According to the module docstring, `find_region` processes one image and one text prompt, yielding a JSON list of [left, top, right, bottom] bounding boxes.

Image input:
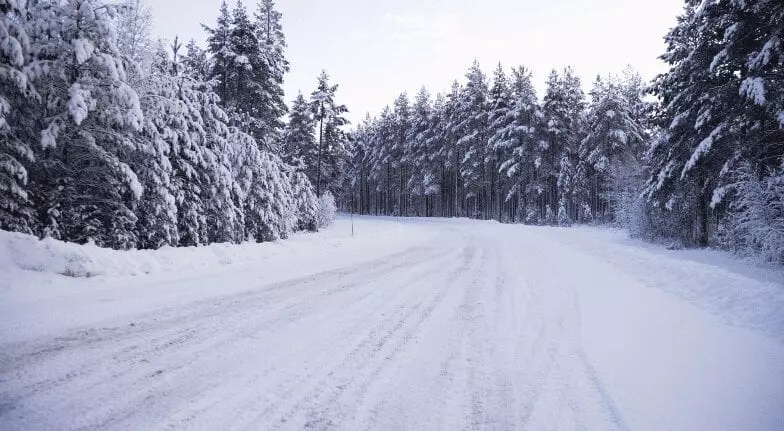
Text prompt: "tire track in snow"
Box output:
[[153, 238, 468, 430], [257, 242, 479, 430], [0, 240, 457, 430]]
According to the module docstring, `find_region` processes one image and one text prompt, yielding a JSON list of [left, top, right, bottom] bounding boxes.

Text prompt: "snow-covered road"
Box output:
[[1, 217, 783, 430]]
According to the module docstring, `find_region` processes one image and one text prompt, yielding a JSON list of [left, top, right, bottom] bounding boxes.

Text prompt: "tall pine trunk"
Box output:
[[316, 113, 324, 197]]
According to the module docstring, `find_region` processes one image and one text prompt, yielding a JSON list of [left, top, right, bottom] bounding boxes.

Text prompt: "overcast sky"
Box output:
[[151, 0, 685, 123]]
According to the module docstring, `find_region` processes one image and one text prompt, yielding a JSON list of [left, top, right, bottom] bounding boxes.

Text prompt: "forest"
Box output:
[[1, 0, 783, 263], [0, 0, 337, 251]]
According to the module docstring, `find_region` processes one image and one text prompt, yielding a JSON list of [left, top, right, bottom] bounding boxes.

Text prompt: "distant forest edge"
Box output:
[[2, 1, 784, 263]]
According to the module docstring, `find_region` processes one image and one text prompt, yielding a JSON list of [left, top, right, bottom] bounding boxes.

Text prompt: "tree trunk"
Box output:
[[697, 190, 710, 247], [316, 114, 324, 197]]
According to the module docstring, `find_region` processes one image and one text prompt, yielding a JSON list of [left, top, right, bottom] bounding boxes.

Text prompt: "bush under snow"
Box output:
[[317, 192, 336, 229]]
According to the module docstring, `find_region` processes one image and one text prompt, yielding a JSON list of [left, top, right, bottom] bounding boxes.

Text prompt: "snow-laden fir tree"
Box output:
[[228, 0, 256, 116], [253, 0, 289, 144], [125, 45, 180, 249], [646, 0, 784, 248], [310, 70, 349, 197], [25, 0, 145, 249], [498, 66, 543, 223], [392, 92, 411, 216], [454, 61, 490, 219], [541, 68, 585, 225], [486, 64, 514, 221], [0, 0, 324, 250], [371, 106, 396, 215], [405, 87, 439, 216], [203, 1, 234, 105], [182, 39, 210, 81], [0, 0, 36, 234], [580, 74, 646, 222], [282, 93, 315, 170]]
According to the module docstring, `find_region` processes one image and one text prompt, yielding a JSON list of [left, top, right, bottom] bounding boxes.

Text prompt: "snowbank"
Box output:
[[534, 225, 784, 342], [0, 215, 430, 283]]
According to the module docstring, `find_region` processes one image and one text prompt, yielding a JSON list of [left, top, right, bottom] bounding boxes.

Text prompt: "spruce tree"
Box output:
[[499, 66, 542, 223], [253, 0, 289, 144], [282, 93, 316, 172], [310, 70, 348, 196], [455, 61, 489, 218], [647, 0, 784, 246], [0, 0, 36, 234], [27, 0, 145, 249], [203, 1, 234, 105], [487, 64, 514, 220]]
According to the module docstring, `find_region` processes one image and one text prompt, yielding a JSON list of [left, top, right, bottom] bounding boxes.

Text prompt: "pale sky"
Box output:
[[151, 0, 685, 123]]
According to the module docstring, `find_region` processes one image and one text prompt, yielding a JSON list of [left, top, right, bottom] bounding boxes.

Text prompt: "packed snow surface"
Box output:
[[1, 216, 783, 430]]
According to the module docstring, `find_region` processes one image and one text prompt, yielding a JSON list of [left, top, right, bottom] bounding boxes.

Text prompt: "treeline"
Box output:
[[336, 64, 648, 226], [330, 0, 784, 262], [3, 0, 783, 262], [0, 0, 334, 250]]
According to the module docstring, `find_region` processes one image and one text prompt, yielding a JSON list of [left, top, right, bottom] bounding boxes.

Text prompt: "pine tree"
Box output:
[[442, 81, 465, 217], [0, 0, 321, 250], [182, 39, 210, 81], [0, 0, 36, 233], [487, 64, 514, 221], [229, 0, 257, 115], [26, 0, 145, 249], [499, 66, 542, 223], [253, 0, 289, 144], [129, 45, 179, 249], [282, 93, 316, 171], [647, 0, 784, 247], [370, 106, 396, 215], [288, 166, 318, 231], [541, 68, 585, 224], [310, 70, 348, 197], [454, 61, 489, 218], [427, 93, 450, 217], [580, 75, 646, 221], [392, 92, 411, 216], [406, 87, 438, 215], [203, 1, 234, 105], [539, 70, 564, 223]]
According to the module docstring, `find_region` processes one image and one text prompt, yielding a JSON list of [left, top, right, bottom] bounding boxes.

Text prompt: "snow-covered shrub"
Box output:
[[610, 158, 693, 247], [609, 161, 649, 234], [289, 169, 319, 232], [717, 163, 784, 264], [557, 200, 571, 226], [544, 205, 556, 225], [316, 192, 336, 229]]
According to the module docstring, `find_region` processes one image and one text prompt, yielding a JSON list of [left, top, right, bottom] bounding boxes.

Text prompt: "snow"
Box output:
[[40, 122, 59, 149], [1, 216, 782, 430], [0, 215, 426, 283], [67, 83, 90, 126], [740, 77, 766, 106], [682, 124, 724, 177], [72, 38, 95, 65], [710, 48, 729, 72], [711, 184, 728, 208], [316, 192, 337, 228], [670, 110, 689, 129], [748, 37, 778, 70], [0, 24, 25, 67]]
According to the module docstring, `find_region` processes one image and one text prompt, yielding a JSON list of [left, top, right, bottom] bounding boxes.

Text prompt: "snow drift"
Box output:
[[0, 215, 429, 282]]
